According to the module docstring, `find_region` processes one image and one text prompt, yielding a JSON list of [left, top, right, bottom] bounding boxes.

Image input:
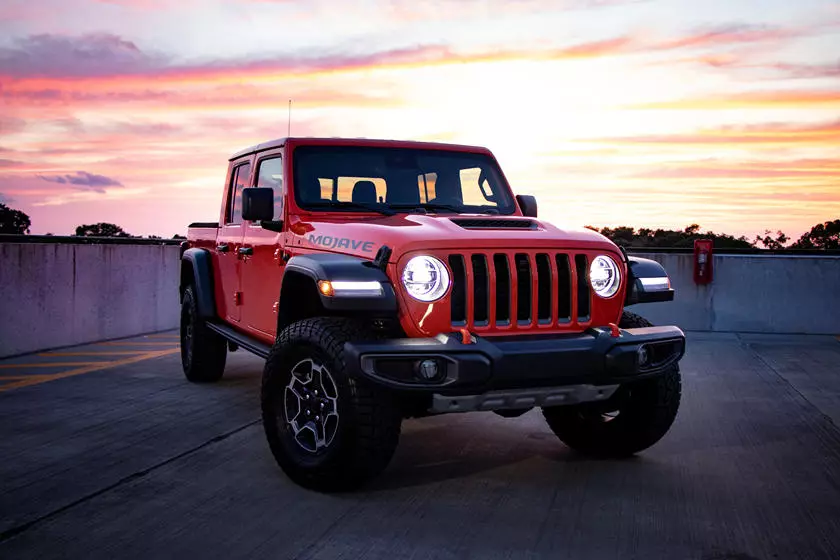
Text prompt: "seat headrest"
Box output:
[[298, 176, 325, 203], [352, 180, 378, 204]]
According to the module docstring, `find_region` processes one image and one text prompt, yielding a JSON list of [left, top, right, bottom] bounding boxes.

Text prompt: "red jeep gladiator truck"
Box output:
[[180, 137, 685, 492]]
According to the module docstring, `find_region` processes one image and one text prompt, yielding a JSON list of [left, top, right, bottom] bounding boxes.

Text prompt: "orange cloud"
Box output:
[[629, 158, 840, 180], [588, 120, 840, 147], [627, 89, 840, 110]]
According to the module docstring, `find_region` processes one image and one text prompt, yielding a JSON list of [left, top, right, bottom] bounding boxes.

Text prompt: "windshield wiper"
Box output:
[[389, 203, 500, 215], [305, 201, 396, 216]]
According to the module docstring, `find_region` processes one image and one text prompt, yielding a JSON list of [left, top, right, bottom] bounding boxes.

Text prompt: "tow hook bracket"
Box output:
[[459, 328, 475, 345], [607, 323, 621, 338]]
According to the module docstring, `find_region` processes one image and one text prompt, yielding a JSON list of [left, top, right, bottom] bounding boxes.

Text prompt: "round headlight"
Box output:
[[590, 255, 620, 298], [402, 256, 450, 302]]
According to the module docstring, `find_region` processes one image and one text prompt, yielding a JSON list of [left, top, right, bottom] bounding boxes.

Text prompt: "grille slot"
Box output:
[[514, 254, 531, 324], [449, 254, 467, 325], [471, 254, 489, 325], [448, 250, 589, 329], [536, 254, 551, 323], [493, 254, 510, 324], [555, 254, 571, 321], [575, 254, 590, 320]]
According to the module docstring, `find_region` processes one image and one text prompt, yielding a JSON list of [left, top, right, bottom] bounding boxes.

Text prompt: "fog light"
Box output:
[[637, 345, 650, 367], [415, 359, 440, 381]]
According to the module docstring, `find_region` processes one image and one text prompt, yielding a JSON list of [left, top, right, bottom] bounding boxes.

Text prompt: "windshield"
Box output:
[[292, 145, 516, 215]]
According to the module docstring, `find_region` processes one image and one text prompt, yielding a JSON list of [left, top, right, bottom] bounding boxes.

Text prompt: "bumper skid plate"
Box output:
[[344, 325, 686, 402], [431, 384, 619, 413]]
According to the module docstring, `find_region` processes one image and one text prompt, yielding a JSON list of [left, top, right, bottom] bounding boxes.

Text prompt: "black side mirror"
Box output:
[[242, 188, 274, 222], [516, 194, 538, 218]]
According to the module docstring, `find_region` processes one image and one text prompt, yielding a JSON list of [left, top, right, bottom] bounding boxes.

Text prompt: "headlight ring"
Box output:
[[401, 256, 450, 302], [589, 255, 621, 298]]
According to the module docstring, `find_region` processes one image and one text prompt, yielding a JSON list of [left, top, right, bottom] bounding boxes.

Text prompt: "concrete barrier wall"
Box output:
[[1, 242, 838, 358], [0, 243, 182, 358], [629, 253, 840, 335]]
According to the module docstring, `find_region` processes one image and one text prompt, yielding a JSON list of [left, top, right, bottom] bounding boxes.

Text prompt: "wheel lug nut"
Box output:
[[320, 402, 325, 409], [315, 416, 320, 421]]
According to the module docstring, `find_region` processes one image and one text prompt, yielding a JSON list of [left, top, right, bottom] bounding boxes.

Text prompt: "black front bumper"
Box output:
[[344, 325, 686, 395]]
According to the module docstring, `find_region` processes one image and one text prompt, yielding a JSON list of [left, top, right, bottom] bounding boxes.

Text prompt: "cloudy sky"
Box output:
[[1, 0, 838, 239]]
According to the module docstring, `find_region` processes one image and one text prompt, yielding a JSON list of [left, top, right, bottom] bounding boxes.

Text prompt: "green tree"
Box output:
[[74, 223, 132, 237], [754, 230, 789, 250], [0, 203, 31, 234], [790, 219, 840, 250], [587, 224, 754, 249]]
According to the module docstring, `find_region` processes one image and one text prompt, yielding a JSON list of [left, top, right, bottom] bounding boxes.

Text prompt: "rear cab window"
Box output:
[[226, 161, 252, 225]]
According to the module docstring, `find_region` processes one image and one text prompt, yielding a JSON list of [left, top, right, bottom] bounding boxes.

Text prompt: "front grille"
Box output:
[[448, 251, 592, 330]]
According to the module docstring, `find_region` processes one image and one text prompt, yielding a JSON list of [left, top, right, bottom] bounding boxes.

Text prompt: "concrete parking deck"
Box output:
[[1, 331, 839, 559]]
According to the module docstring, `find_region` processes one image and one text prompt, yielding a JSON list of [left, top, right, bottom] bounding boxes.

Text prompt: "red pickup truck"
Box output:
[[180, 136, 685, 492]]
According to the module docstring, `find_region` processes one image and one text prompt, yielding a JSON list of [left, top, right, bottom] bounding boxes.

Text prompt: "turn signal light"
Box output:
[[318, 280, 334, 297]]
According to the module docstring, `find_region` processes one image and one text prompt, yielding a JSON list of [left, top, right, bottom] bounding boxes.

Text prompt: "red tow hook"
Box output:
[[459, 328, 474, 344], [607, 323, 621, 338]]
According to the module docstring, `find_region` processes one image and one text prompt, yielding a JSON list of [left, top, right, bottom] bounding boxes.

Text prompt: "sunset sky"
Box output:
[[1, 0, 838, 240]]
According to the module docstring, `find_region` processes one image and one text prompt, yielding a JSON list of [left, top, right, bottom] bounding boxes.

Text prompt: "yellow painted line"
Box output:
[[0, 362, 112, 369], [38, 351, 147, 357], [97, 342, 180, 347], [0, 375, 54, 382], [0, 348, 180, 393]]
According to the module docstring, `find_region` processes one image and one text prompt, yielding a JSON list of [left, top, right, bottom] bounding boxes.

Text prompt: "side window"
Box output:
[[460, 167, 497, 207], [227, 162, 252, 225], [256, 156, 283, 214]]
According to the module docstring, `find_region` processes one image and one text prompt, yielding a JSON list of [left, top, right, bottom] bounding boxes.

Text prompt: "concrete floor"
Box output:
[[1, 331, 839, 559]]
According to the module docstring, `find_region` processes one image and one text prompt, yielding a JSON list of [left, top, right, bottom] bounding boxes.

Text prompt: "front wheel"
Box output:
[[261, 317, 402, 492], [541, 311, 682, 457]]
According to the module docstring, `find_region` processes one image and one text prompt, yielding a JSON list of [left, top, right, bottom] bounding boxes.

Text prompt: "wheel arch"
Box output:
[[180, 248, 216, 319], [624, 256, 675, 306], [277, 254, 398, 332]]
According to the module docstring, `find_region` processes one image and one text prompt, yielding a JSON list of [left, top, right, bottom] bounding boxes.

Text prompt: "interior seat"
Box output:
[[352, 180, 378, 204]]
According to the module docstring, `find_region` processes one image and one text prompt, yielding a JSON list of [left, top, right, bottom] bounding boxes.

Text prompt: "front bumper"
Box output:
[[344, 325, 686, 403]]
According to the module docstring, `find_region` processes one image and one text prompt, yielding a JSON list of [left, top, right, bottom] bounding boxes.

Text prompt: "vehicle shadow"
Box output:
[[366, 410, 650, 492]]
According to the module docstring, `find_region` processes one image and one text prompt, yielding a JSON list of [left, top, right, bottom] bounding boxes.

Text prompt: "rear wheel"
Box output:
[[261, 317, 402, 492], [541, 311, 681, 457], [180, 285, 227, 382]]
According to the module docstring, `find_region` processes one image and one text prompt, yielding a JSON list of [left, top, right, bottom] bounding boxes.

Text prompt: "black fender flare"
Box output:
[[180, 248, 217, 318], [624, 255, 675, 305], [282, 253, 398, 313]]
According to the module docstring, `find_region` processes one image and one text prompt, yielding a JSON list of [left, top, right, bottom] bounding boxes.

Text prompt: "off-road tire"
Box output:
[[261, 317, 402, 492], [541, 311, 681, 457], [180, 285, 227, 382]]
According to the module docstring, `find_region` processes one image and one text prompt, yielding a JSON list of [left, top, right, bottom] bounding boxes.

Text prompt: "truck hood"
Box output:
[[287, 213, 619, 261]]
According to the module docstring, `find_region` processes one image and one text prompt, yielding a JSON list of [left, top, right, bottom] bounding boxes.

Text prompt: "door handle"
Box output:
[[217, 243, 229, 253], [238, 247, 253, 256]]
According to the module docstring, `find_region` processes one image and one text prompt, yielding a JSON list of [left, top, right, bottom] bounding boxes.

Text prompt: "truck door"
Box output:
[[215, 158, 252, 323], [240, 151, 286, 339]]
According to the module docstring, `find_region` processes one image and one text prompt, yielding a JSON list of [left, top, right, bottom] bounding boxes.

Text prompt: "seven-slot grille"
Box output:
[[448, 251, 591, 330]]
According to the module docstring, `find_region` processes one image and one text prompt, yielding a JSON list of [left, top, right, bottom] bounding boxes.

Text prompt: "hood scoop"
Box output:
[[450, 218, 537, 230]]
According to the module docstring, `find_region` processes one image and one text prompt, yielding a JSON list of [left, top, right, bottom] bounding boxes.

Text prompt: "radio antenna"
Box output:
[[287, 99, 292, 136]]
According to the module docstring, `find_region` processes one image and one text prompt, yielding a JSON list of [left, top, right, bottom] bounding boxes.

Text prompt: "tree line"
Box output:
[[0, 204, 185, 240], [583, 222, 839, 250], [1, 202, 837, 249]]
